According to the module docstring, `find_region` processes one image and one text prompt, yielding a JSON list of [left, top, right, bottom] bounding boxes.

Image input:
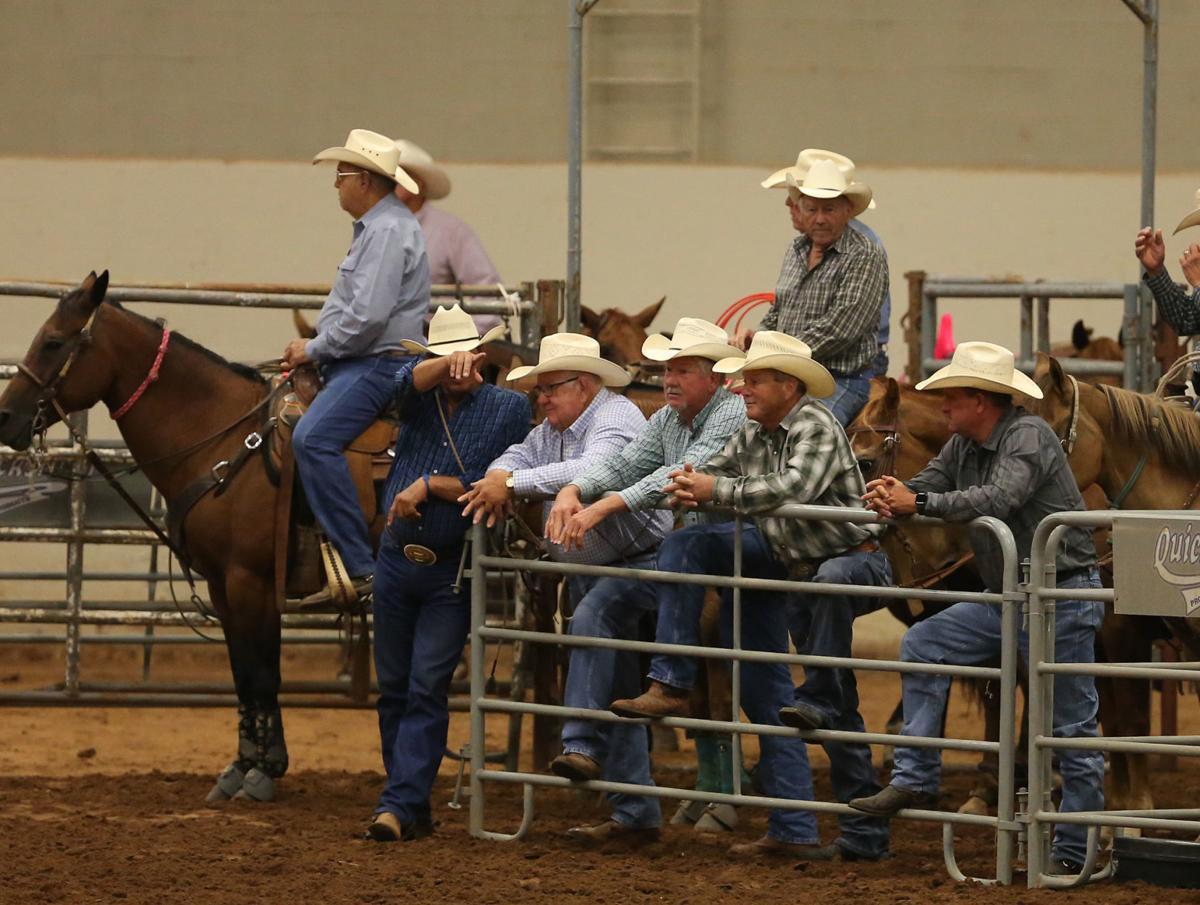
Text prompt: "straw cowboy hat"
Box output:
[[762, 148, 877, 210], [313, 129, 420, 194], [712, 331, 835, 398], [507, 333, 631, 387], [785, 159, 873, 218], [1173, 189, 1200, 235], [393, 140, 452, 200], [915, 341, 1042, 398], [399, 303, 506, 356], [642, 317, 742, 363]]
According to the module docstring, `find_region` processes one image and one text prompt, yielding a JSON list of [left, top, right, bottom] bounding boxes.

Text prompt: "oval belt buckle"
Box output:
[[403, 544, 437, 566]]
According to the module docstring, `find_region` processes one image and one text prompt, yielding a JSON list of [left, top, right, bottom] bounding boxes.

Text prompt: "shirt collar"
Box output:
[[560, 387, 611, 439], [793, 226, 855, 260], [976, 404, 1022, 452], [676, 384, 732, 433], [355, 192, 404, 231], [751, 395, 810, 439]]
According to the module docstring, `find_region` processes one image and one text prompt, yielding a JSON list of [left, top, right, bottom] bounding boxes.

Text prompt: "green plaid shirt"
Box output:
[[703, 397, 880, 574]]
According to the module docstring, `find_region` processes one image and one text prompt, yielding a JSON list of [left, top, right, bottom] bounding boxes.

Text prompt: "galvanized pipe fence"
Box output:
[[467, 506, 1024, 886]]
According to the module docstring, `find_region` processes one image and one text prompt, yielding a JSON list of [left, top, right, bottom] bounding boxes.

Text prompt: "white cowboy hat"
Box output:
[[399, 303, 506, 356], [915, 341, 1043, 398], [762, 148, 877, 210], [313, 129, 420, 194], [393, 139, 452, 200], [1173, 189, 1200, 235], [506, 333, 631, 387], [712, 331, 835, 398], [785, 159, 873, 219], [642, 317, 742, 363]]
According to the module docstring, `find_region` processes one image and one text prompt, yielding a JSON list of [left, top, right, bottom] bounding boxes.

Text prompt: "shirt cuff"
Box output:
[[305, 336, 328, 362], [511, 469, 536, 497], [711, 476, 736, 507], [572, 476, 601, 502], [617, 485, 653, 512], [922, 491, 947, 518]]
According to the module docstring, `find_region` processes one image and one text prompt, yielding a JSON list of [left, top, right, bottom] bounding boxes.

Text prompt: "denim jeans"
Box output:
[[890, 569, 1105, 864], [372, 541, 470, 822], [561, 552, 662, 829], [824, 373, 872, 428], [292, 354, 407, 576], [787, 548, 892, 858], [648, 522, 820, 844]]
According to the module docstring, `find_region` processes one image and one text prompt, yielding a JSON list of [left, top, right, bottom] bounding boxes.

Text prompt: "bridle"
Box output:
[[1057, 373, 1081, 458], [846, 416, 900, 483]]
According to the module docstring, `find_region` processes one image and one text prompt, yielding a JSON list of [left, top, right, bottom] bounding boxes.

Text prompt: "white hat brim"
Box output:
[[312, 148, 420, 194], [796, 182, 873, 218], [760, 166, 796, 190], [915, 364, 1043, 399], [506, 355, 631, 387], [399, 161, 451, 200], [1174, 208, 1200, 235], [642, 333, 743, 362], [713, 353, 836, 399], [399, 323, 506, 356]]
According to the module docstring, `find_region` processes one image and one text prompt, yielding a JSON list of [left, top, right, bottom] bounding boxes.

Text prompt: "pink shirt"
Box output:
[[415, 204, 504, 333]]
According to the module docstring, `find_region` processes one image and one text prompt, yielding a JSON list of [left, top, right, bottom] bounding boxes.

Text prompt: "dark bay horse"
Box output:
[[0, 272, 288, 802]]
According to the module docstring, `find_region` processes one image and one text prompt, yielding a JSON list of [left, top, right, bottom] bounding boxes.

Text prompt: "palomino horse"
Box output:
[[0, 272, 289, 802]]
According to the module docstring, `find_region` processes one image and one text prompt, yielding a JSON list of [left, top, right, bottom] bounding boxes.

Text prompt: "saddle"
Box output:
[[270, 363, 398, 612]]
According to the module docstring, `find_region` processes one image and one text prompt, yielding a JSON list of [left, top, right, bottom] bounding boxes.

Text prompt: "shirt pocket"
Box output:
[[338, 246, 363, 274]]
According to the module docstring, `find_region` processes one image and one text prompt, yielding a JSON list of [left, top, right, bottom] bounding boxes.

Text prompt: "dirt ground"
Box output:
[[0, 643, 1196, 905]]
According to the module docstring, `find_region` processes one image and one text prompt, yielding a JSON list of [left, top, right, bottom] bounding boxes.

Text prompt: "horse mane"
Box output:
[[1099, 383, 1200, 473], [105, 300, 267, 386]]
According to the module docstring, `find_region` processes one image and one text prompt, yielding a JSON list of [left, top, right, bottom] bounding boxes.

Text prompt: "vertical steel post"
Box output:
[[1137, 0, 1159, 392], [468, 523, 489, 837], [994, 532, 1019, 885], [1123, 283, 1140, 389], [730, 514, 743, 797], [1019, 295, 1033, 364], [566, 1, 599, 333], [1035, 296, 1050, 355], [63, 412, 88, 696]]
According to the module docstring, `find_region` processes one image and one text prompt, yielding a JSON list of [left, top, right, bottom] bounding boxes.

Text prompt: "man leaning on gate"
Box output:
[[854, 341, 1104, 878]]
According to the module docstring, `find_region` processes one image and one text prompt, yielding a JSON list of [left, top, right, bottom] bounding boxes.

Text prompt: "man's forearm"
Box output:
[[428, 475, 467, 502], [412, 357, 450, 392]]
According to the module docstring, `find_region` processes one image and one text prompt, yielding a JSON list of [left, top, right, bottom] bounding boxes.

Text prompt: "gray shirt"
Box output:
[[906, 406, 1096, 592], [307, 193, 431, 362]]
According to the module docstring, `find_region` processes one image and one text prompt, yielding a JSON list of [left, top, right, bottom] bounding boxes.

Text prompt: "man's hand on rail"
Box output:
[[663, 462, 715, 509], [545, 486, 584, 545], [863, 475, 917, 518], [459, 469, 512, 528]]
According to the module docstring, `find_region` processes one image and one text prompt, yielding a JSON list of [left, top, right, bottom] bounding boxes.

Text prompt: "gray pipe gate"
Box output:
[[466, 504, 1200, 889], [0, 278, 561, 718]]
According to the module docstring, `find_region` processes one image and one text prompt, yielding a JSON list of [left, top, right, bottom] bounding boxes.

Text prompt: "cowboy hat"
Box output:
[[313, 129, 420, 194], [393, 140, 452, 200], [642, 317, 742, 363], [1173, 189, 1200, 235], [506, 333, 631, 387], [915, 341, 1042, 398], [785, 159, 873, 219], [762, 148, 877, 210], [400, 303, 506, 356], [712, 331, 835, 398]]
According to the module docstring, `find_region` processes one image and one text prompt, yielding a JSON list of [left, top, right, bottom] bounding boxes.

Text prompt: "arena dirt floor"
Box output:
[[0, 641, 1196, 904]]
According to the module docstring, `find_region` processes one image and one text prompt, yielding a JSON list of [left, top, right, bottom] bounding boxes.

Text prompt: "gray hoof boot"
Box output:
[[694, 803, 738, 833], [670, 799, 709, 826], [206, 763, 247, 802], [233, 767, 276, 802]]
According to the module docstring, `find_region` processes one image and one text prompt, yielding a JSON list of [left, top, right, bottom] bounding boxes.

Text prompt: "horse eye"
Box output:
[[42, 338, 64, 352]]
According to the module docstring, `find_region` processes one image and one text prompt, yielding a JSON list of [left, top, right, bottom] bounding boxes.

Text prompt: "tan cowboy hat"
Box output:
[[785, 159, 873, 218], [915, 341, 1042, 398], [506, 333, 631, 387], [642, 317, 742, 363], [313, 129, 420, 194], [393, 139, 452, 200], [400, 303, 506, 356], [762, 148, 877, 210], [712, 331, 835, 398], [1173, 189, 1200, 235]]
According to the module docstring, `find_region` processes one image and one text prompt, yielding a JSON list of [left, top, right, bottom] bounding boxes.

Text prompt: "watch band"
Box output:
[[914, 491, 928, 515]]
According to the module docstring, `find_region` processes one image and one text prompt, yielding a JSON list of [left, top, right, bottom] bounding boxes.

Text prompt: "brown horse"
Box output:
[[580, 297, 665, 368], [0, 272, 288, 802], [1047, 320, 1124, 387]]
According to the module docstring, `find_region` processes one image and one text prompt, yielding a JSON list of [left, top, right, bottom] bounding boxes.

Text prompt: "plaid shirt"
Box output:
[[490, 389, 672, 565], [702, 398, 880, 575], [382, 360, 531, 551], [761, 226, 888, 375], [572, 385, 746, 525], [907, 407, 1095, 592], [1144, 269, 1200, 335]]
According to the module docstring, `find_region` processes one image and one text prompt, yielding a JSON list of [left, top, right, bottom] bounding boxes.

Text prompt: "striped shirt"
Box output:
[[1144, 269, 1200, 335], [490, 388, 672, 564], [703, 398, 880, 575], [760, 226, 889, 375], [571, 385, 747, 525]]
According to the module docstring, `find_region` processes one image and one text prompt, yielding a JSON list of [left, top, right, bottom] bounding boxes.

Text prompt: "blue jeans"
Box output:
[[648, 522, 819, 845], [787, 549, 892, 858], [561, 553, 662, 829], [372, 541, 470, 822], [825, 373, 872, 428], [890, 570, 1105, 864], [293, 354, 407, 577]]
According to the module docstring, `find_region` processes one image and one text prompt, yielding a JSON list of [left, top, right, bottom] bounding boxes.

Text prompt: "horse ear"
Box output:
[[77, 270, 108, 312], [632, 296, 666, 330], [580, 305, 602, 333], [1071, 319, 1091, 351], [883, 376, 900, 412], [1046, 354, 1069, 394]]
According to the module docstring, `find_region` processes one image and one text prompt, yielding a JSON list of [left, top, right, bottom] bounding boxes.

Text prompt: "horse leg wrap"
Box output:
[[235, 704, 259, 774], [258, 708, 289, 779], [693, 734, 721, 792]]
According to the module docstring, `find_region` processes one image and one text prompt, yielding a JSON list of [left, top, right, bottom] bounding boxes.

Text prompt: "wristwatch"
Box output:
[[504, 473, 515, 491], [914, 491, 928, 515]]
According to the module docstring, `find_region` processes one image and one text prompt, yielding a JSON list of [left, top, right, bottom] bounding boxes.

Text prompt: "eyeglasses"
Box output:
[[335, 169, 364, 183], [532, 376, 579, 398]]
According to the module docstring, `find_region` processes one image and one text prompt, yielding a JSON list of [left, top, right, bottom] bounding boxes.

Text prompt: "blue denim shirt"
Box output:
[[307, 193, 431, 362], [382, 360, 531, 551]]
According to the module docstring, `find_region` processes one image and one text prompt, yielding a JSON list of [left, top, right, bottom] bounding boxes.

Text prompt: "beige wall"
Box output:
[[2, 1, 1198, 169]]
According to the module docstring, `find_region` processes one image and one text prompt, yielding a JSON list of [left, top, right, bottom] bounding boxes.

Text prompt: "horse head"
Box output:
[[580, 296, 665, 369], [0, 271, 118, 450], [848, 377, 950, 481], [1029, 353, 1105, 491]]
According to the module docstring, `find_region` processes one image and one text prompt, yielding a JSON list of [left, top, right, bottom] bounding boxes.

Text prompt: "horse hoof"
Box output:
[[956, 795, 991, 816], [205, 763, 247, 802], [693, 803, 738, 833], [233, 768, 276, 802]]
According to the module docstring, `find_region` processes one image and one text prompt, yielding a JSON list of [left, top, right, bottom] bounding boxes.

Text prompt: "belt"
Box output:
[[851, 539, 880, 554], [1056, 565, 1097, 585], [399, 542, 464, 566], [791, 539, 880, 580]]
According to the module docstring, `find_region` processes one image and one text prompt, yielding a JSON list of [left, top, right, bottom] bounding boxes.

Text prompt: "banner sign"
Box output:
[[1113, 513, 1200, 617], [0, 456, 155, 529]]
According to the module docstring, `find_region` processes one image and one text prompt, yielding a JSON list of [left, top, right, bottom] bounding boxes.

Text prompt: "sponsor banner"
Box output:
[[1113, 513, 1200, 617], [0, 457, 155, 529]]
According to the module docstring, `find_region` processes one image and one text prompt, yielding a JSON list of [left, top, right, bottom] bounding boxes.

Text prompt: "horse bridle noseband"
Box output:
[[846, 419, 900, 483], [16, 304, 104, 439]]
